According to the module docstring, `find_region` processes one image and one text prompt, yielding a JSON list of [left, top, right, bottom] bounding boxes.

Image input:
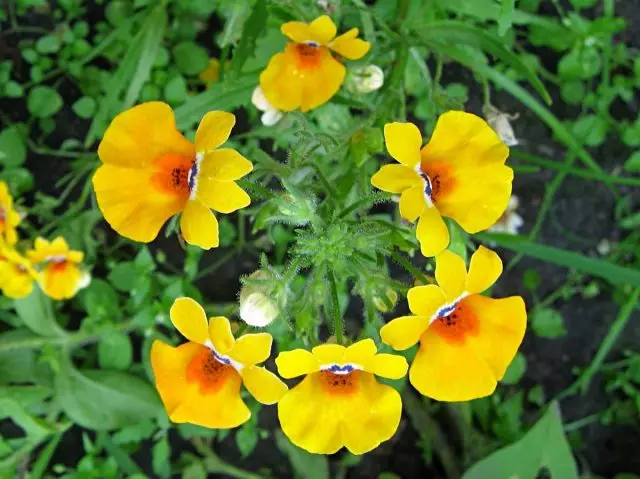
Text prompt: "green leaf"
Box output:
[[108, 262, 137, 291], [55, 357, 162, 430], [419, 21, 551, 105], [35, 34, 61, 54], [0, 330, 37, 384], [624, 151, 640, 172], [0, 397, 55, 441], [501, 352, 527, 385], [4, 81, 24, 98], [173, 41, 209, 76], [228, 0, 268, 79], [81, 279, 119, 318], [531, 308, 566, 338], [572, 114, 608, 147], [98, 331, 133, 371], [478, 233, 640, 287], [13, 287, 65, 337], [164, 75, 188, 104], [71, 96, 96, 119], [462, 402, 578, 479], [27, 86, 63, 118], [0, 126, 26, 167], [569, 0, 598, 8], [275, 430, 329, 479], [497, 0, 516, 36], [152, 437, 171, 478], [236, 421, 259, 458]]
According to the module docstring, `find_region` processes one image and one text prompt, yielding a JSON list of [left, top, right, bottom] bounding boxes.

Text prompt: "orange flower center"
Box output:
[[318, 369, 361, 395], [289, 42, 325, 70], [419, 161, 455, 204], [150, 153, 198, 202], [430, 299, 479, 345], [49, 259, 69, 273], [0, 206, 5, 225], [186, 345, 236, 394]]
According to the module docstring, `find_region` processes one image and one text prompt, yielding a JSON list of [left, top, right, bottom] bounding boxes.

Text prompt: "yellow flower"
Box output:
[[380, 246, 526, 402], [94, 102, 253, 249], [0, 181, 22, 246], [260, 15, 371, 112], [275, 339, 408, 455], [151, 297, 287, 429], [0, 244, 36, 299], [27, 237, 88, 300], [371, 112, 513, 257], [199, 59, 220, 86]]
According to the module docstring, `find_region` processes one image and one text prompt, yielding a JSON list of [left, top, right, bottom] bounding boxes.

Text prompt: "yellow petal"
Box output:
[[416, 206, 449, 257], [384, 122, 422, 167], [462, 294, 527, 380], [259, 52, 303, 112], [208, 316, 235, 354], [242, 366, 288, 404], [343, 338, 377, 366], [276, 349, 320, 378], [98, 102, 194, 169], [380, 315, 429, 351], [0, 261, 34, 299], [466, 246, 503, 294], [229, 333, 273, 367], [435, 249, 467, 302], [196, 179, 250, 214], [93, 165, 184, 243], [365, 353, 408, 380], [281, 21, 314, 43], [169, 297, 209, 344], [194, 111, 235, 154], [299, 51, 345, 112], [198, 148, 253, 181], [407, 284, 447, 317], [180, 200, 219, 250], [399, 185, 426, 222], [309, 15, 337, 44], [39, 263, 83, 300], [312, 343, 346, 364], [370, 164, 421, 194], [329, 28, 370, 60]]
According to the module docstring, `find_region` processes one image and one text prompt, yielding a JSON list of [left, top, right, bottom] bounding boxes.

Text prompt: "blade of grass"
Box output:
[[477, 233, 640, 287], [28, 431, 64, 479]]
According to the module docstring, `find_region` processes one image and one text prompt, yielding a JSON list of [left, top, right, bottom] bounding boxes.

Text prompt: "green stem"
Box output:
[[195, 250, 236, 281], [192, 438, 263, 479], [327, 268, 344, 344], [389, 250, 430, 285], [563, 412, 602, 432]]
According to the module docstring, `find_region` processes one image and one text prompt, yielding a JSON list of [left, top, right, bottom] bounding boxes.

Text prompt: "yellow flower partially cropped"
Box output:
[[94, 102, 253, 249], [27, 237, 89, 301], [275, 339, 408, 455], [0, 244, 36, 299], [199, 59, 220, 86], [0, 181, 22, 246], [380, 246, 527, 402], [371, 112, 513, 257], [260, 15, 371, 112], [151, 297, 287, 429]]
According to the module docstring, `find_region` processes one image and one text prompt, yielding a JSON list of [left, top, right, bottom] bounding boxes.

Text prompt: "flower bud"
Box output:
[[239, 271, 279, 327], [347, 65, 384, 94], [484, 105, 519, 147], [488, 195, 523, 235], [251, 86, 283, 126]]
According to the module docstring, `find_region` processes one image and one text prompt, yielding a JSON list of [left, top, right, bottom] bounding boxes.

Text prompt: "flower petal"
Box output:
[[39, 263, 83, 300], [299, 51, 345, 112], [260, 52, 303, 112], [98, 102, 194, 168], [435, 249, 467, 302], [180, 200, 219, 250], [312, 343, 346, 364], [242, 366, 288, 405], [343, 338, 377, 366], [199, 148, 253, 181], [309, 15, 337, 44], [365, 353, 408, 380], [384, 122, 422, 167], [281, 21, 314, 43], [466, 246, 503, 294], [399, 185, 426, 222], [329, 28, 370, 60], [196, 179, 250, 214], [229, 333, 273, 367], [380, 315, 429, 351], [276, 349, 321, 378], [407, 284, 447, 317], [170, 297, 209, 344], [370, 164, 421, 194], [208, 316, 235, 354], [194, 111, 235, 154], [416, 206, 449, 257]]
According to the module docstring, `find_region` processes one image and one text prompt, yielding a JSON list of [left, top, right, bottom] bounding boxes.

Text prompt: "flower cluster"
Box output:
[[0, 181, 89, 300], [93, 14, 527, 456]]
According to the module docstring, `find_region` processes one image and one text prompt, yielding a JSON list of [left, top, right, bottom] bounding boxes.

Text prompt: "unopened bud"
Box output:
[[251, 86, 283, 126], [239, 271, 279, 327], [484, 105, 519, 147], [347, 65, 384, 94]]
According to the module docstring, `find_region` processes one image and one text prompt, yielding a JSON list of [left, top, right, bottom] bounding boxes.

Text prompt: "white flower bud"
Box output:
[[489, 195, 524, 235], [251, 86, 283, 126], [484, 105, 519, 147], [239, 270, 279, 327], [347, 65, 384, 94]]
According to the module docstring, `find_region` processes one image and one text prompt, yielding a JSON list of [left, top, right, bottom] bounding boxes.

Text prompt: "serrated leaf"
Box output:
[[228, 0, 268, 79]]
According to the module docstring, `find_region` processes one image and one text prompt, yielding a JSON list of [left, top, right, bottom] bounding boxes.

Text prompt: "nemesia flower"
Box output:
[[0, 181, 21, 246], [275, 339, 408, 454], [199, 59, 220, 86], [347, 65, 384, 93], [0, 244, 36, 299], [260, 15, 371, 112], [94, 102, 253, 249], [380, 246, 526, 402], [251, 86, 283, 126], [27, 237, 89, 300], [488, 195, 523, 235], [151, 297, 287, 428], [371, 112, 513, 257]]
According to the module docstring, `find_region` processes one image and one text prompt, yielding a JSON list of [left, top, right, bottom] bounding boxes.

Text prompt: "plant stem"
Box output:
[[389, 250, 430, 285], [327, 269, 344, 344]]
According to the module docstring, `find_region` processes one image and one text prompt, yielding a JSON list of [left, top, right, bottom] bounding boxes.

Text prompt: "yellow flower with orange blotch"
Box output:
[[0, 244, 36, 299], [27, 237, 89, 301], [371, 112, 513, 257], [380, 246, 526, 402], [275, 339, 408, 455], [151, 297, 287, 429], [260, 15, 371, 112], [0, 181, 22, 246], [94, 102, 253, 249]]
